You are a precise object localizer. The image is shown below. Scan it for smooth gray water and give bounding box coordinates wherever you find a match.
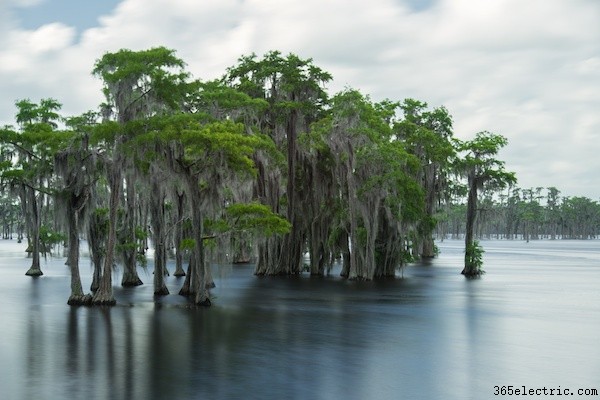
[0,239,599,400]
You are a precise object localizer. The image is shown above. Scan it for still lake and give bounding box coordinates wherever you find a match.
[0,239,599,400]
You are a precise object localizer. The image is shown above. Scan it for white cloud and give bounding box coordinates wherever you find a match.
[577,57,600,75]
[1,0,599,198]
[2,22,75,59]
[9,0,45,7]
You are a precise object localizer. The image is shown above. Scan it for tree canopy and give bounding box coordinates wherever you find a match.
[3,46,594,307]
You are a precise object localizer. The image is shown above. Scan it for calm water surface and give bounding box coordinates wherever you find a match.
[0,239,599,400]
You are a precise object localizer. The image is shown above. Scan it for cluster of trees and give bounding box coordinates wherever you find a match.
[438,187,600,241]
[0,47,516,307]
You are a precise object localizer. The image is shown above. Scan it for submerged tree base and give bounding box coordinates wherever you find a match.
[25,267,43,276]
[121,278,143,287]
[461,268,486,278]
[195,297,211,307]
[154,287,170,296]
[178,291,212,307]
[255,271,302,277]
[67,294,93,306]
[348,276,374,281]
[173,269,186,277]
[463,240,485,278]
[91,293,117,306]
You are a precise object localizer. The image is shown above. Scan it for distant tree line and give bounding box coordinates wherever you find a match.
[0,47,524,306]
[436,186,600,241]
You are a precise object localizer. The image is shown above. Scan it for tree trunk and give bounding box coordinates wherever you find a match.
[88,210,105,292]
[150,177,169,296]
[339,229,351,278]
[92,164,119,306]
[153,239,169,295]
[462,175,480,276]
[186,173,210,306]
[178,258,193,297]
[253,158,284,276]
[422,236,435,259]
[24,187,43,276]
[90,258,102,292]
[309,218,323,276]
[281,108,304,275]
[121,172,143,287]
[67,199,92,306]
[420,164,437,258]
[173,191,186,276]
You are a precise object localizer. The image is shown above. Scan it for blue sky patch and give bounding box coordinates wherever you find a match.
[14,0,121,32]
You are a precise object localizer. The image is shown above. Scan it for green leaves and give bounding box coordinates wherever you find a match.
[457,130,508,156]
[225,202,291,236]
[180,119,276,175]
[1,46,528,284]
[15,98,62,128]
[203,202,291,238]
[465,240,485,274]
[39,225,66,255]
[188,79,268,118]
[93,47,189,122]
[93,47,186,84]
[0,100,69,187]
[326,90,425,215]
[225,50,332,124]
[396,99,455,167]
[454,131,516,190]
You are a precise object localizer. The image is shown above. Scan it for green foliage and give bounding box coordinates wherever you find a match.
[0,168,26,181]
[181,120,263,174]
[188,79,268,118]
[0,47,533,286]
[0,100,68,188]
[203,237,218,251]
[227,50,332,99]
[144,112,280,178]
[419,215,438,235]
[560,196,600,239]
[15,98,62,128]
[356,141,422,204]
[400,249,418,264]
[93,46,189,116]
[180,238,196,251]
[395,99,457,248]
[39,225,66,252]
[356,227,368,247]
[437,186,600,240]
[136,252,147,267]
[454,131,517,191]
[134,226,148,241]
[117,241,137,252]
[204,218,230,234]
[94,207,109,218]
[225,50,333,136]
[225,202,291,236]
[465,240,485,273]
[90,120,121,146]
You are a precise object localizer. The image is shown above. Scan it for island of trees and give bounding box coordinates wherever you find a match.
[0,47,597,306]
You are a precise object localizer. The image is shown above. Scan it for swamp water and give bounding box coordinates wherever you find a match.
[0,239,599,400]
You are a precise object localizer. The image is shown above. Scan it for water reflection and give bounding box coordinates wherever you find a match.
[1,239,600,399]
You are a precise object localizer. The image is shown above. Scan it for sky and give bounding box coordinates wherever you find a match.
[1,0,599,200]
